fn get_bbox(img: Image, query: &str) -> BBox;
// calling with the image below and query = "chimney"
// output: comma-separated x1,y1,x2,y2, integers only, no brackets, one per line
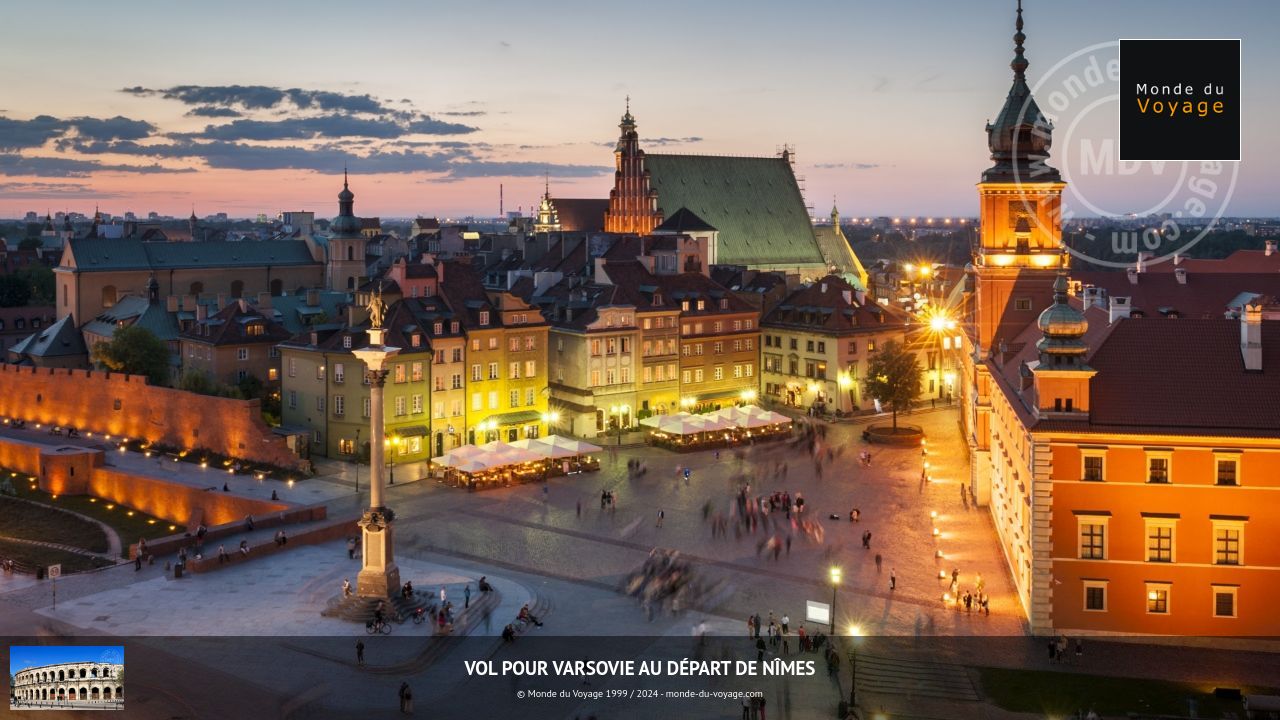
305,288,320,307
1126,267,1139,285
196,303,209,322
1267,240,1277,257
215,292,227,310
182,293,196,310
257,291,272,310
1175,267,1187,285
1241,301,1263,371
1137,252,1152,272
1173,253,1182,265
1109,296,1132,323
238,298,250,313
166,295,179,313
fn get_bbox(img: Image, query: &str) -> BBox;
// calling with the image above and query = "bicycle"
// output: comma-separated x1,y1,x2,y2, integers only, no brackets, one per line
366,618,392,635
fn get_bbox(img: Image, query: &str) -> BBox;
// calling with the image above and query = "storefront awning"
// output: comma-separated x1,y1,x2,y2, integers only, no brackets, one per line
482,410,543,427
394,425,430,437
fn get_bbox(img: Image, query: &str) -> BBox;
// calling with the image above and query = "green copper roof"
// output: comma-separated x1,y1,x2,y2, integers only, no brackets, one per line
644,154,826,269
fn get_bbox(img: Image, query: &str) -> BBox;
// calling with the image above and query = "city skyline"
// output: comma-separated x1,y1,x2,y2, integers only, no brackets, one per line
1,0,1276,218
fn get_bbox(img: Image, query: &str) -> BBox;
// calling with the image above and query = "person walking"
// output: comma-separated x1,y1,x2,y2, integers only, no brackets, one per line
134,553,142,571
464,584,471,609
890,568,897,591
1074,637,1083,663
398,681,412,714
753,613,762,639
874,553,882,572
347,538,357,559
343,578,352,597
756,636,766,662
780,614,789,634
656,509,664,527
356,639,365,667
439,585,447,604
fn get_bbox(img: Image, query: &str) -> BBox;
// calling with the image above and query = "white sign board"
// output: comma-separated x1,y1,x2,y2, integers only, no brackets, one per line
805,600,830,626
47,564,62,579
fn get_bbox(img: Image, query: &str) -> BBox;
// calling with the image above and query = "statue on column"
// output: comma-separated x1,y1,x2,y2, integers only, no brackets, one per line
367,286,386,330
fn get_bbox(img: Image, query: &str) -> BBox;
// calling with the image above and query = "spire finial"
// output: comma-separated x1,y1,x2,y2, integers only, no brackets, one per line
625,94,630,114
1012,0,1028,79
343,165,348,188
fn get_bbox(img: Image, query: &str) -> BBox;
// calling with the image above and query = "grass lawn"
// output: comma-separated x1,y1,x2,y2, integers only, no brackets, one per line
0,538,115,574
0,496,110,552
4,472,183,557
978,666,1277,717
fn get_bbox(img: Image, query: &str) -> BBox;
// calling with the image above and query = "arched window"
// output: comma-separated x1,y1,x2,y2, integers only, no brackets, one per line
230,280,244,298
115,686,122,699
59,670,65,681
190,281,204,295
347,245,354,262
91,668,97,678
102,285,117,308
79,687,87,699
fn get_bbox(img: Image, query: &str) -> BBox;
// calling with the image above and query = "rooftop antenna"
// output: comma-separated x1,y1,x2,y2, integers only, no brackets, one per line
500,183,504,217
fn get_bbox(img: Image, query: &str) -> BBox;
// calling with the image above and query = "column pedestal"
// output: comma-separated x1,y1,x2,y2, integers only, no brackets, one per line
355,508,401,598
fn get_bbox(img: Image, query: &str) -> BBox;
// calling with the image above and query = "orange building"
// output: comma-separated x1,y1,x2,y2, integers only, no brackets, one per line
960,4,1280,637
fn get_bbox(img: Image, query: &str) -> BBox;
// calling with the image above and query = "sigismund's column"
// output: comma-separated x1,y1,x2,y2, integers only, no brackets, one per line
351,290,401,598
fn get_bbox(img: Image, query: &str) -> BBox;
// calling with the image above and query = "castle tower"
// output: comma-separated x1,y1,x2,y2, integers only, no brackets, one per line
328,169,369,291
603,98,663,234
189,208,199,242
973,0,1067,354
1031,264,1095,419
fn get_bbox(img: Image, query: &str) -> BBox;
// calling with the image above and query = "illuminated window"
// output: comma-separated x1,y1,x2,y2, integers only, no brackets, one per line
1145,583,1170,614
1213,521,1243,566
1078,518,1107,560
1146,451,1172,483
1145,518,1176,563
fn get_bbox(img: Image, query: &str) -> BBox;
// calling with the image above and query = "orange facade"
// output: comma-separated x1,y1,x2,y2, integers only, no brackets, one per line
1049,438,1280,636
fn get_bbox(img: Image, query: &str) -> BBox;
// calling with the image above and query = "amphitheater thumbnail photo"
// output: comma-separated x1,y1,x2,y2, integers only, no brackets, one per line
10,645,124,711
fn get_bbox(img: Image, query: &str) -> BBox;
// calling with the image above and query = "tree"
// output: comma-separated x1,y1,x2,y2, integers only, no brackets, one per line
16,266,55,305
18,237,43,251
91,326,170,386
0,275,31,307
864,339,923,431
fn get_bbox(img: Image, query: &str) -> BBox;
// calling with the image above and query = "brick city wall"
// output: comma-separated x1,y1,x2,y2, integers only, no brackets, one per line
0,365,305,471
91,466,289,529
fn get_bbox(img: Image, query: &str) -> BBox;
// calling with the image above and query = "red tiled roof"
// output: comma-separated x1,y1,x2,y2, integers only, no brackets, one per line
762,274,910,335
1073,270,1280,319
1142,248,1280,273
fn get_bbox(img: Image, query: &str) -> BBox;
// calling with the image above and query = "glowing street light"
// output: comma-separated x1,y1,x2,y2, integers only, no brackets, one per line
828,566,842,633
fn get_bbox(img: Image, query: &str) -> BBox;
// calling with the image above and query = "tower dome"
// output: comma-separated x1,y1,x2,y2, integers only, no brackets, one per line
331,169,362,237
1035,272,1088,364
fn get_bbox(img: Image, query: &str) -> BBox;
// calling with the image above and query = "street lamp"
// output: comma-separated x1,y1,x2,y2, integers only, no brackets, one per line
384,434,401,484
354,427,361,495
847,624,863,710
828,566,842,633
926,308,957,402
739,389,757,404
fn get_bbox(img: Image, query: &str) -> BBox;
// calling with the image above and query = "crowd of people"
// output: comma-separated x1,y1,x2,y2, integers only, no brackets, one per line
620,549,718,619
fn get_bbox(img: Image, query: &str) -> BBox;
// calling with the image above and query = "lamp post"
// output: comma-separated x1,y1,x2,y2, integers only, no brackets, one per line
847,624,863,710
354,427,360,494
385,435,400,485
928,310,957,402
828,566,842,634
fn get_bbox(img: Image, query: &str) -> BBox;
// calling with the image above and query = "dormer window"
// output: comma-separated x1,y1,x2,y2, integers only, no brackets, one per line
719,298,728,309
681,300,690,312
451,321,459,333
412,334,422,348
479,311,490,326
342,335,352,349
434,322,443,335
653,293,662,306
697,300,705,311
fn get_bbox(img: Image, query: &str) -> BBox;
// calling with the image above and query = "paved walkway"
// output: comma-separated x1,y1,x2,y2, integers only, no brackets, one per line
0,534,120,562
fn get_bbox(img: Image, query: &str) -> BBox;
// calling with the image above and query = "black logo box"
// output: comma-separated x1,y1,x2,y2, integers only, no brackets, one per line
1119,39,1241,162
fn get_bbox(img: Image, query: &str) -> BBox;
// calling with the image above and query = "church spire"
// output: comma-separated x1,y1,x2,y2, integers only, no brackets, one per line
982,0,1059,183
1012,0,1028,80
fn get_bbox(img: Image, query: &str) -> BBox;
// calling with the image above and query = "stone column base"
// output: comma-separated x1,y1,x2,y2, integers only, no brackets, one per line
356,509,401,598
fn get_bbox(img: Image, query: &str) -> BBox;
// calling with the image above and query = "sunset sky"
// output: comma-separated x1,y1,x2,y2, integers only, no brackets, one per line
1,0,1275,219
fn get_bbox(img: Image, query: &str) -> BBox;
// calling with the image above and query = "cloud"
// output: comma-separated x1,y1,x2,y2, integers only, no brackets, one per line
0,115,70,150
444,161,609,179
187,106,242,118
594,136,703,147
0,154,193,177
122,84,400,115
67,116,156,142
0,181,116,199
179,114,478,141
438,110,486,117
813,162,881,170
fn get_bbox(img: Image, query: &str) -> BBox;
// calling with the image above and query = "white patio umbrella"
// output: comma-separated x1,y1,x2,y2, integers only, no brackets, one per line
539,435,602,455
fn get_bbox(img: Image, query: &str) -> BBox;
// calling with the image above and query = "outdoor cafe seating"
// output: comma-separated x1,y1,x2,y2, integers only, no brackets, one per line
431,435,603,490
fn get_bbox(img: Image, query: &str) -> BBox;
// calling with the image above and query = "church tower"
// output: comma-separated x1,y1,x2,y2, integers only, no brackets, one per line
973,0,1067,354
534,174,561,233
328,170,369,291
189,208,199,242
603,99,662,234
